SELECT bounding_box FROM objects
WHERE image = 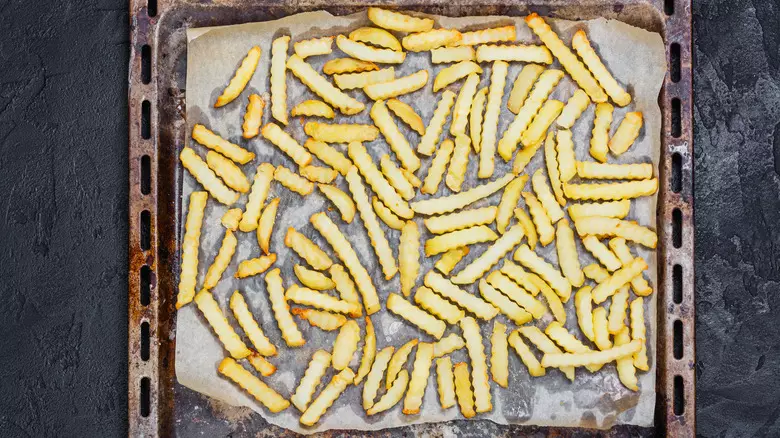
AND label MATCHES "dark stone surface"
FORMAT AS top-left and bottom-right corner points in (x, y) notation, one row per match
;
(0, 0), (777, 436)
